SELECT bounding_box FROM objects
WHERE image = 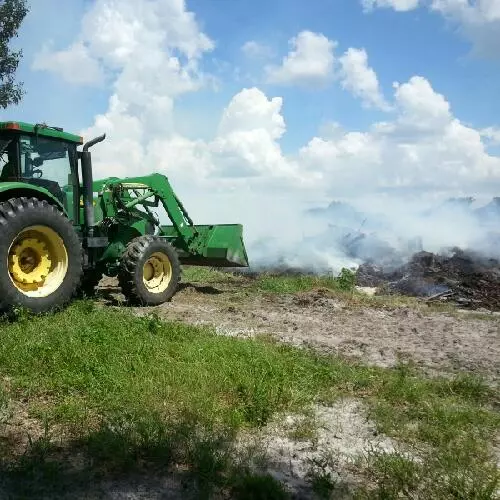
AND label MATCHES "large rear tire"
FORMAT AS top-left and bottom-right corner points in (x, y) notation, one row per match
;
(118, 236), (181, 306)
(0, 197), (83, 314)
